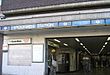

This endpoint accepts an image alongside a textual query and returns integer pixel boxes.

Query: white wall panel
[2,35,45,75]
[2,53,45,75]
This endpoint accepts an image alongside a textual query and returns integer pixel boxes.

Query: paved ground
[2,68,110,75]
[57,68,110,75]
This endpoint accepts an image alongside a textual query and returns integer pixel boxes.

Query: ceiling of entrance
[48,36,110,55]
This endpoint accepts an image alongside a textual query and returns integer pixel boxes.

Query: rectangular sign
[8,38,31,44]
[91,19,105,25]
[11,24,36,30]
[72,20,90,26]
[106,19,110,25]
[32,44,44,62]
[0,18,110,32]
[59,22,72,27]
[1,26,11,31]
[37,22,58,28]
[8,44,32,66]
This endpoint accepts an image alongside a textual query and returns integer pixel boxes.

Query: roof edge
[2,1,110,15]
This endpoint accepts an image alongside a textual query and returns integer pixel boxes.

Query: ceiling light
[103,45,105,48]
[75,38,80,42]
[64,43,68,46]
[54,39,61,43]
[99,48,104,54]
[85,48,87,50]
[83,46,86,48]
[107,37,110,41]
[105,42,108,45]
[51,49,56,53]
[86,50,91,54]
[80,43,83,46]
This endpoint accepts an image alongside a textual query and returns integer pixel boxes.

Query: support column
[0,34,3,75]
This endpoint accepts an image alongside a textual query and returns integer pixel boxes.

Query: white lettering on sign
[8,38,31,44]
[11,25,36,30]
[96,20,101,24]
[37,23,58,28]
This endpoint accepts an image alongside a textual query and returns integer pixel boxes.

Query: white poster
[8,44,32,66]
[32,44,44,62]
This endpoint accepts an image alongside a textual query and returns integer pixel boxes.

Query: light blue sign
[106,19,110,25]
[91,19,105,25]
[72,20,90,26]
[37,23,58,28]
[11,24,36,30]
[59,22,71,27]
[2,26,11,30]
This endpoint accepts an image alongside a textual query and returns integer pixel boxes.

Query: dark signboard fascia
[1,0,98,11]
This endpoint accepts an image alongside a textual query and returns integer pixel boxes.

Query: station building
[0,0,110,75]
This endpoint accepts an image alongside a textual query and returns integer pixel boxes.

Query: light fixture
[83,46,86,48]
[107,37,110,41]
[75,38,80,42]
[85,48,87,50]
[64,43,68,46]
[86,49,91,54]
[80,43,83,46]
[99,48,103,54]
[105,42,108,45]
[54,39,61,43]
[51,49,56,53]
[103,45,105,48]
[75,38,91,55]
[99,38,109,54]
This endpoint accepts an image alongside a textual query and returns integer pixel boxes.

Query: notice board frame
[32,43,44,63]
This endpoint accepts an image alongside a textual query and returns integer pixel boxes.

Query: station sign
[0,18,110,31]
[37,22,58,28]
[72,20,91,26]
[1,26,10,31]
[106,19,110,25]
[8,38,31,44]
[11,24,36,30]
[91,19,105,25]
[59,22,71,27]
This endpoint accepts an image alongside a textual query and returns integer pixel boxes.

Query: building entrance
[46,36,110,75]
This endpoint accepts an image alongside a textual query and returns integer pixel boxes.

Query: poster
[32,44,44,62]
[8,44,32,66]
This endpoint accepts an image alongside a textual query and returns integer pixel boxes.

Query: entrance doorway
[46,36,110,75]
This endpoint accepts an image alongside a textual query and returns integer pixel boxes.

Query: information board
[32,44,44,62]
[8,44,32,66]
